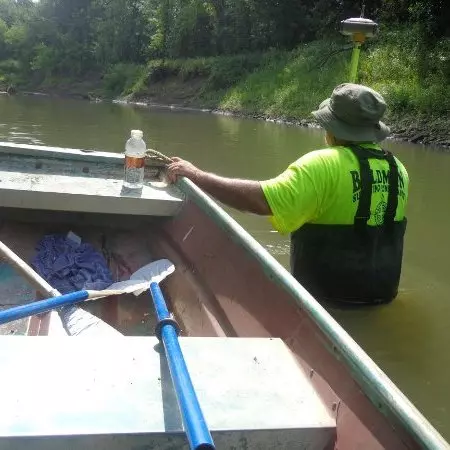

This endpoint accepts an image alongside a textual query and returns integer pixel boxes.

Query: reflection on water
[1,94,450,438]
[0,121,44,145]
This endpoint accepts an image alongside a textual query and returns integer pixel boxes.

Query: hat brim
[311,99,390,142]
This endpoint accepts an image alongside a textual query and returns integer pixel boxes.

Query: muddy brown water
[1,93,450,439]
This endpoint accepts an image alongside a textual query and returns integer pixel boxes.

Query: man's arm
[166,157,272,215]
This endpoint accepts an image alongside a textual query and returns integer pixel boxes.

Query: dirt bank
[7,78,450,150]
[125,85,450,150]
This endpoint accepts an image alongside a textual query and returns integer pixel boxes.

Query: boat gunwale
[0,142,166,168]
[0,141,447,449]
[178,177,449,450]
[0,142,125,164]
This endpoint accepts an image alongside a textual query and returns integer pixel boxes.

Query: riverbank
[121,32,449,148]
[3,30,449,149]
[6,85,449,149]
[117,97,450,149]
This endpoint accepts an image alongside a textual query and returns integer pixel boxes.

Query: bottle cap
[131,129,143,139]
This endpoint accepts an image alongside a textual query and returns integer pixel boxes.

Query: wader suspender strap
[349,146,399,230]
[384,152,399,226]
[353,149,372,229]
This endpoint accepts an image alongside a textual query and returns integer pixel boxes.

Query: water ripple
[0,126,44,146]
[265,243,290,256]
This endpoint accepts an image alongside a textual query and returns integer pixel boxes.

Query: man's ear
[325,131,336,146]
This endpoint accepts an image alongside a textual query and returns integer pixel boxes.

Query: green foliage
[0,0,448,85]
[177,58,211,80]
[0,58,19,73]
[360,27,450,117]
[217,41,348,117]
[118,28,448,126]
[123,52,267,97]
[93,0,152,64]
[207,53,264,89]
[0,0,447,134]
[216,29,449,120]
[30,43,57,75]
[102,63,144,96]
[0,58,20,84]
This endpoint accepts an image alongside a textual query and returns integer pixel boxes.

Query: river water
[1,94,450,439]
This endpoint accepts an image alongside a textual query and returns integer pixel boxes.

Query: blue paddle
[0,257,175,326]
[149,280,216,450]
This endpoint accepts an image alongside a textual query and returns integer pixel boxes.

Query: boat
[0,140,447,449]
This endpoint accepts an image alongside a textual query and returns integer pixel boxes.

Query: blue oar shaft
[0,291,90,325]
[149,282,215,450]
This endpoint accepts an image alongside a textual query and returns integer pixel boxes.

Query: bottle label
[125,155,145,169]
[124,156,145,185]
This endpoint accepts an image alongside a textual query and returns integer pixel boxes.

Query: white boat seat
[0,143,184,217]
[0,337,336,449]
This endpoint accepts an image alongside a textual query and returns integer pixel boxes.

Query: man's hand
[166,157,201,183]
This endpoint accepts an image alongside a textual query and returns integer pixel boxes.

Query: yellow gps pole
[340,17,378,83]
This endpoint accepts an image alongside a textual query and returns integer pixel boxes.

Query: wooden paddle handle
[0,240,60,298]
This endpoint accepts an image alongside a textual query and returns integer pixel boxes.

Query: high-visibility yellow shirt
[260,143,409,235]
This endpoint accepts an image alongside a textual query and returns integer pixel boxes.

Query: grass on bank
[100,27,449,130]
[2,27,448,140]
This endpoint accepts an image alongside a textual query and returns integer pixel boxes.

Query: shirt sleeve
[260,151,325,234]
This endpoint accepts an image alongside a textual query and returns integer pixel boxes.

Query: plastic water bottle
[124,129,146,189]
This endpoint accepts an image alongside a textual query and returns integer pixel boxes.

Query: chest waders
[290,145,407,304]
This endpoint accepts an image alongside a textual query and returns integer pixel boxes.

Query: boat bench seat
[0,337,336,449]
[0,144,184,217]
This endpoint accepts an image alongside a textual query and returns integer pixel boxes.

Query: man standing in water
[166,83,409,304]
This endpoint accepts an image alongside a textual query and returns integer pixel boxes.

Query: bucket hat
[312,83,390,142]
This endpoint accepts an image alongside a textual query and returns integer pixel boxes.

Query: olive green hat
[312,83,390,142]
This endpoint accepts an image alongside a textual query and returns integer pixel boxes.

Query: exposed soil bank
[3,71,449,150]
[124,81,450,150]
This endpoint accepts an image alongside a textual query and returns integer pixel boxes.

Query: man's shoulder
[392,154,407,170]
[292,148,341,165]
[394,155,409,184]
[289,148,347,174]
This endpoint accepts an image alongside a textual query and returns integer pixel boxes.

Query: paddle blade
[102,279,148,293]
[130,259,175,284]
[106,259,175,296]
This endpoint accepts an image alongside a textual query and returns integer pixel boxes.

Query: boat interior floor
[0,218,162,336]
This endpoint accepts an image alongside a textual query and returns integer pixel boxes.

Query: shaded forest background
[0,0,448,77]
[0,0,449,144]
